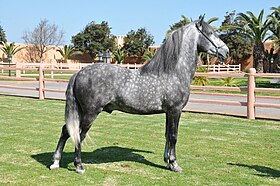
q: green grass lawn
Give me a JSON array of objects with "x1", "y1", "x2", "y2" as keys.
[
  {"x1": 192, "y1": 77, "x2": 280, "y2": 96},
  {"x1": 205, "y1": 77, "x2": 280, "y2": 88},
  {"x1": 0, "y1": 95, "x2": 280, "y2": 185}
]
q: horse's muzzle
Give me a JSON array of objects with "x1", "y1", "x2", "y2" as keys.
[{"x1": 217, "y1": 47, "x2": 229, "y2": 61}]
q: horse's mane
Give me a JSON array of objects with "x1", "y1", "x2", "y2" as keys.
[{"x1": 140, "y1": 23, "x2": 192, "y2": 75}]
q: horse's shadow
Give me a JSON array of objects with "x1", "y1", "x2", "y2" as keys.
[
  {"x1": 31, "y1": 146, "x2": 167, "y2": 171},
  {"x1": 228, "y1": 162, "x2": 280, "y2": 178}
]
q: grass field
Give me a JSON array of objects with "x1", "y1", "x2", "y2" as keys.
[{"x1": 0, "y1": 95, "x2": 279, "y2": 185}]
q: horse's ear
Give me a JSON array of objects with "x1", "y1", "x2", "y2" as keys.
[{"x1": 198, "y1": 14, "x2": 205, "y2": 26}]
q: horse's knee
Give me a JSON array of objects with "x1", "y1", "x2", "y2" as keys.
[{"x1": 169, "y1": 134, "x2": 177, "y2": 144}]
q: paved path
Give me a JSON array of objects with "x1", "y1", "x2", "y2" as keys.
[{"x1": 0, "y1": 81, "x2": 279, "y2": 120}]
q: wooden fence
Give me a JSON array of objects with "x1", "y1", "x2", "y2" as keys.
[
  {"x1": 201, "y1": 64, "x2": 241, "y2": 72},
  {"x1": 0, "y1": 65, "x2": 279, "y2": 120},
  {"x1": 0, "y1": 62, "x2": 240, "y2": 78},
  {"x1": 0, "y1": 62, "x2": 144, "y2": 78}
]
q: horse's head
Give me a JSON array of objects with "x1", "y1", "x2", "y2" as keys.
[{"x1": 195, "y1": 16, "x2": 229, "y2": 61}]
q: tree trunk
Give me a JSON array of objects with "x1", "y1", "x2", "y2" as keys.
[
  {"x1": 253, "y1": 41, "x2": 267, "y2": 73},
  {"x1": 275, "y1": 51, "x2": 280, "y2": 73}
]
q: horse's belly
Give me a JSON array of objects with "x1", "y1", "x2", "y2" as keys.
[
  {"x1": 111, "y1": 90, "x2": 164, "y2": 114},
  {"x1": 114, "y1": 103, "x2": 164, "y2": 115}
]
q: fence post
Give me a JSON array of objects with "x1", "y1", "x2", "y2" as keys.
[
  {"x1": 39, "y1": 64, "x2": 45, "y2": 100},
  {"x1": 51, "y1": 63, "x2": 54, "y2": 79},
  {"x1": 247, "y1": 68, "x2": 256, "y2": 119},
  {"x1": 16, "y1": 62, "x2": 21, "y2": 78}
]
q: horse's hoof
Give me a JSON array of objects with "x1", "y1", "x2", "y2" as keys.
[
  {"x1": 75, "y1": 164, "x2": 85, "y2": 174},
  {"x1": 50, "y1": 164, "x2": 60, "y2": 170},
  {"x1": 167, "y1": 161, "x2": 183, "y2": 173},
  {"x1": 76, "y1": 168, "x2": 85, "y2": 174}
]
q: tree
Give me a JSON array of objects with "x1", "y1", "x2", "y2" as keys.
[
  {"x1": 122, "y1": 28, "x2": 154, "y2": 57},
  {"x1": 236, "y1": 10, "x2": 272, "y2": 72},
  {"x1": 22, "y1": 19, "x2": 64, "y2": 62},
  {"x1": 72, "y1": 21, "x2": 116, "y2": 60},
  {"x1": 56, "y1": 45, "x2": 82, "y2": 63},
  {"x1": 219, "y1": 11, "x2": 253, "y2": 64},
  {"x1": 0, "y1": 25, "x2": 7, "y2": 43}
]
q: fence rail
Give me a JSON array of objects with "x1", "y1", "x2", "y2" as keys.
[{"x1": 0, "y1": 65, "x2": 279, "y2": 120}]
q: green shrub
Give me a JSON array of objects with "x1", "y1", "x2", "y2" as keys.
[
  {"x1": 220, "y1": 77, "x2": 238, "y2": 87},
  {"x1": 193, "y1": 66, "x2": 209, "y2": 86}
]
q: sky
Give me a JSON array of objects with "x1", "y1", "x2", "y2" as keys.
[{"x1": 0, "y1": 0, "x2": 279, "y2": 46}]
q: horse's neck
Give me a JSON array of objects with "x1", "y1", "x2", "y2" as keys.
[{"x1": 174, "y1": 36, "x2": 198, "y2": 83}]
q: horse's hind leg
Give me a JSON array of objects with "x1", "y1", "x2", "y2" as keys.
[
  {"x1": 50, "y1": 124, "x2": 70, "y2": 170},
  {"x1": 74, "y1": 112, "x2": 98, "y2": 174}
]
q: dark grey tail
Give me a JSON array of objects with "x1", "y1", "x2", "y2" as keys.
[{"x1": 65, "y1": 73, "x2": 80, "y2": 147}]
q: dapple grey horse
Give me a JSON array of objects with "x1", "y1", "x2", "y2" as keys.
[{"x1": 50, "y1": 17, "x2": 229, "y2": 174}]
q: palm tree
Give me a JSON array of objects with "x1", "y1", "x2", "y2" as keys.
[
  {"x1": 193, "y1": 66, "x2": 209, "y2": 86},
  {"x1": 56, "y1": 45, "x2": 82, "y2": 63},
  {"x1": 0, "y1": 42, "x2": 25, "y2": 76},
  {"x1": 267, "y1": 6, "x2": 280, "y2": 72},
  {"x1": 268, "y1": 6, "x2": 280, "y2": 47},
  {"x1": 166, "y1": 15, "x2": 191, "y2": 38},
  {"x1": 236, "y1": 10, "x2": 272, "y2": 73},
  {"x1": 113, "y1": 48, "x2": 126, "y2": 64},
  {"x1": 142, "y1": 48, "x2": 157, "y2": 61},
  {"x1": 0, "y1": 42, "x2": 25, "y2": 56},
  {"x1": 166, "y1": 15, "x2": 219, "y2": 38},
  {"x1": 220, "y1": 77, "x2": 238, "y2": 87}
]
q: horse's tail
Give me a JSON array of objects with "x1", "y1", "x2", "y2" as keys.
[{"x1": 65, "y1": 73, "x2": 80, "y2": 147}]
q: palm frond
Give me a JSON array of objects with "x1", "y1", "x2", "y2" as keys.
[
  {"x1": 181, "y1": 15, "x2": 191, "y2": 24},
  {"x1": 257, "y1": 9, "x2": 265, "y2": 25},
  {"x1": 207, "y1": 17, "x2": 219, "y2": 24},
  {"x1": 0, "y1": 42, "x2": 25, "y2": 56}
]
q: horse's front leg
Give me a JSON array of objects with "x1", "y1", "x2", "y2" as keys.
[
  {"x1": 164, "y1": 118, "x2": 170, "y2": 163},
  {"x1": 165, "y1": 110, "x2": 183, "y2": 172}
]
